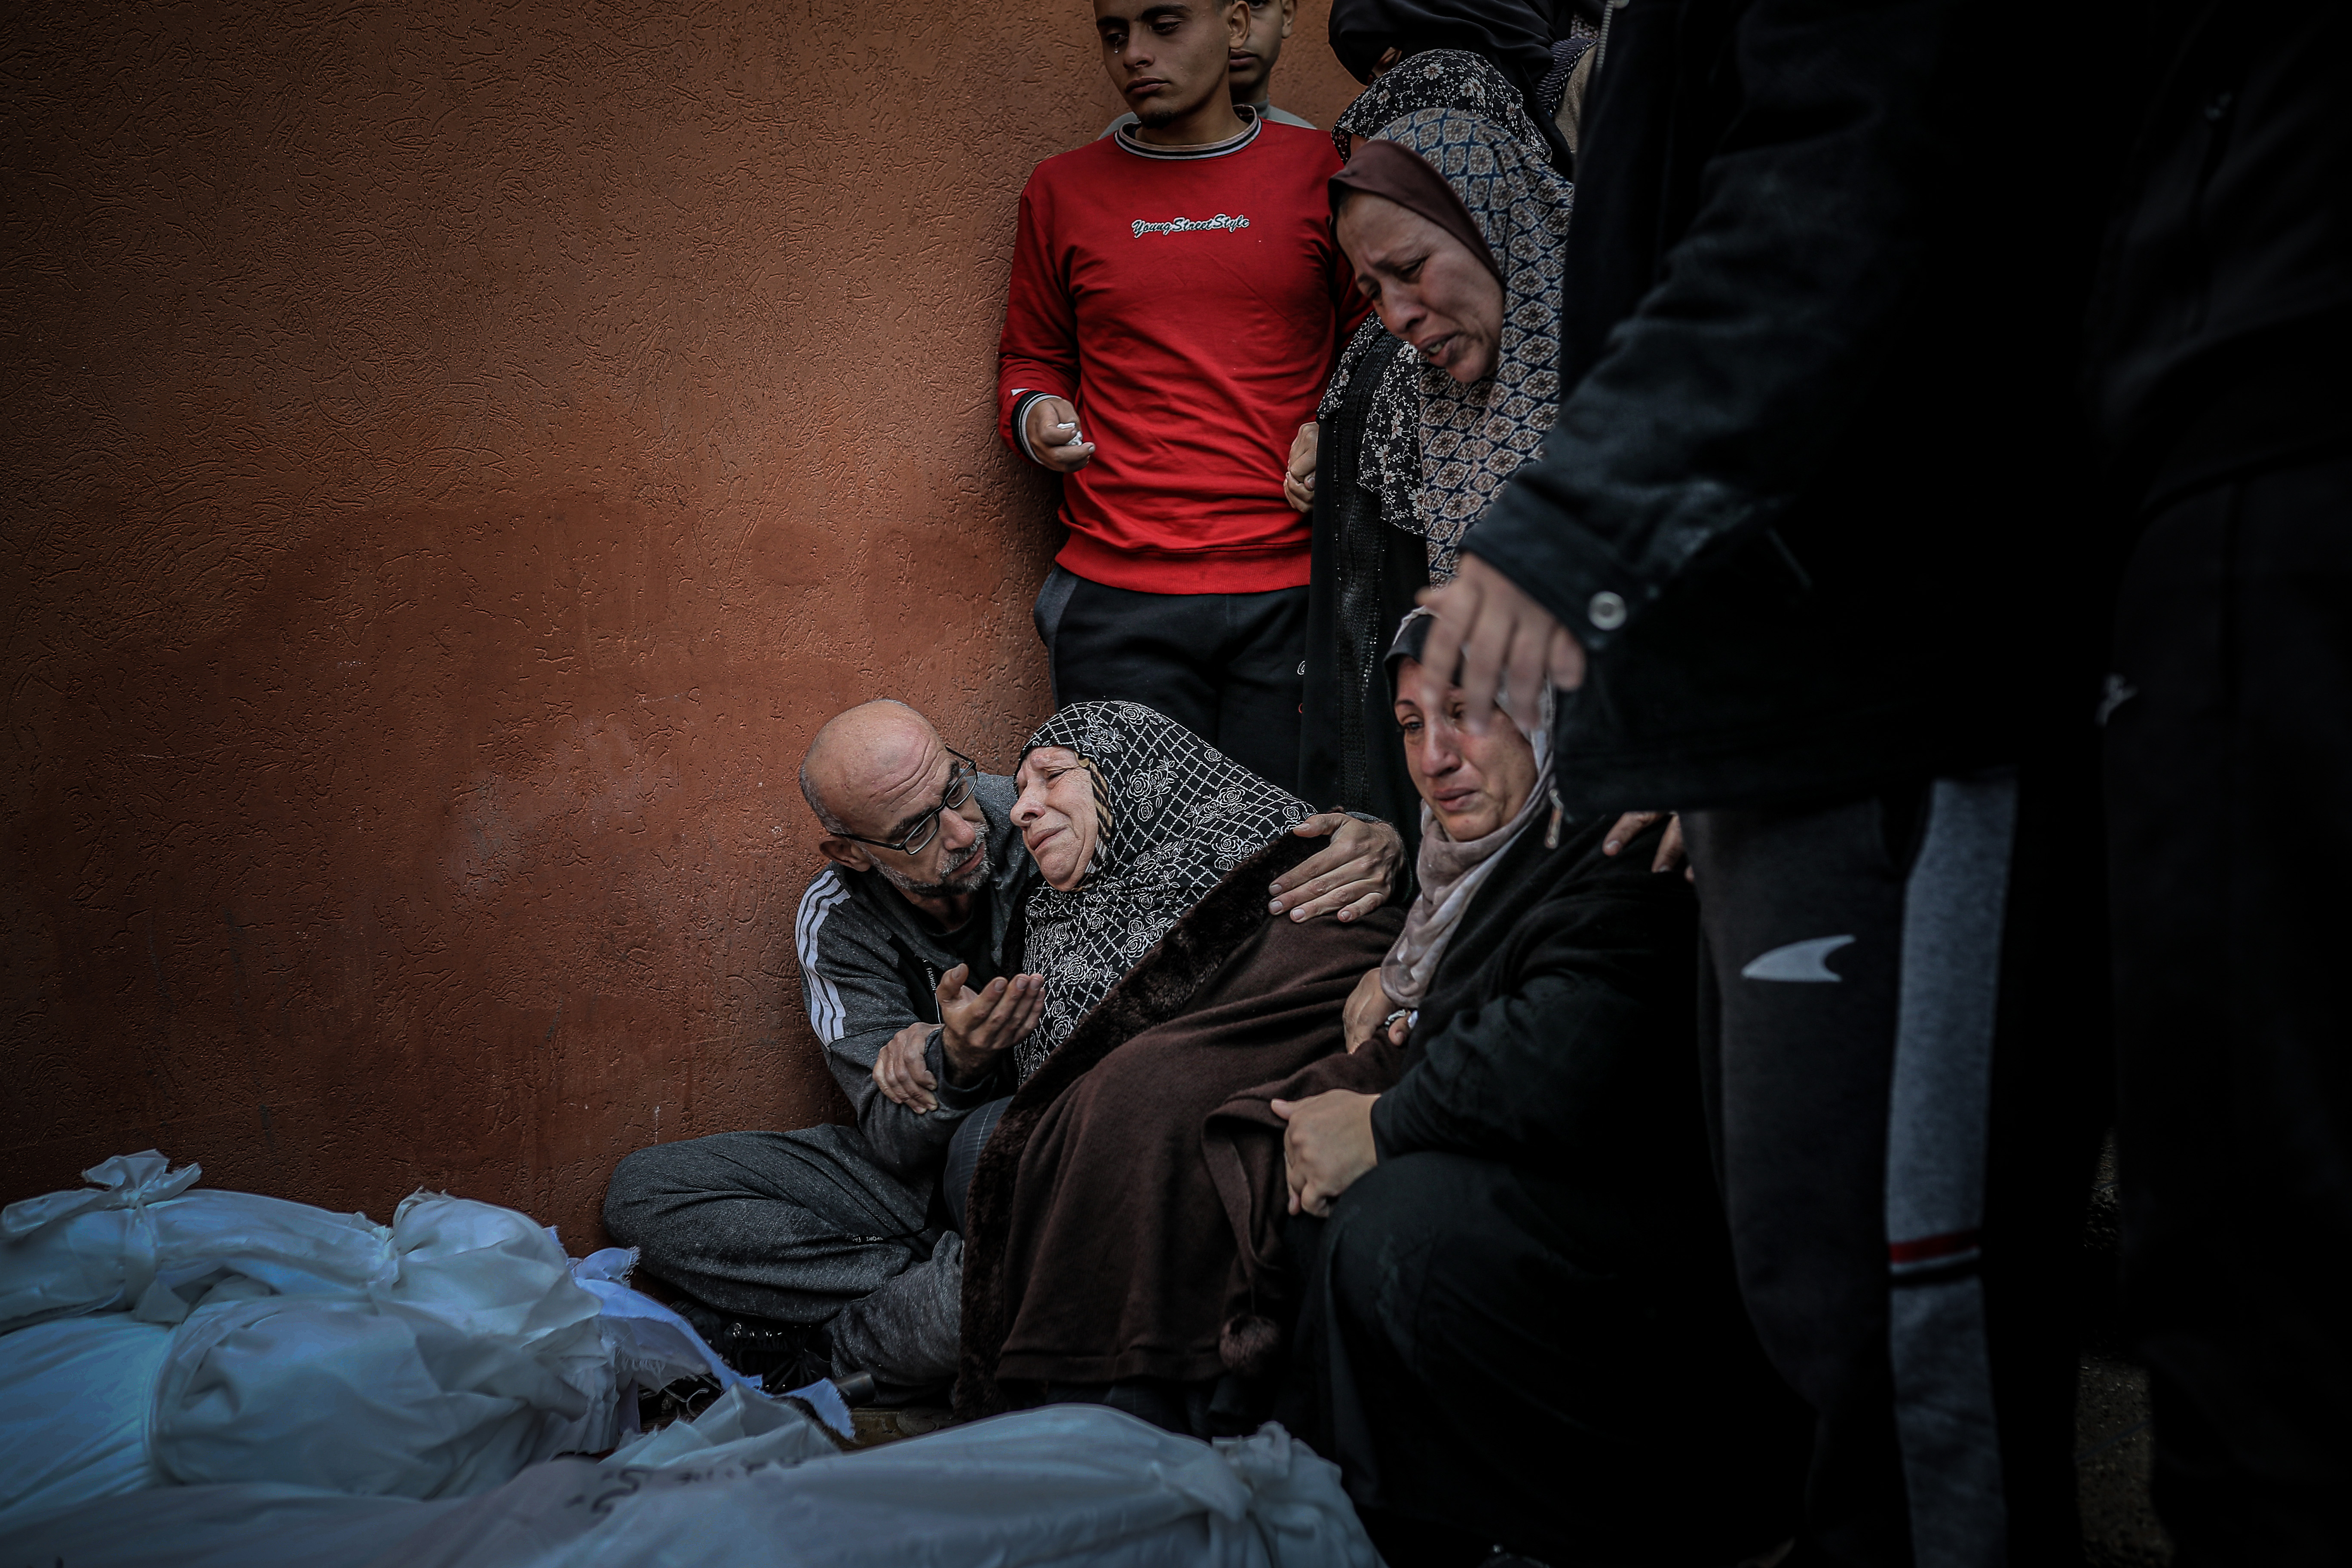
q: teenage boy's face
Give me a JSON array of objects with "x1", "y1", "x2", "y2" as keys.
[
  {"x1": 1094, "y1": 0, "x2": 1249, "y2": 128},
  {"x1": 1226, "y1": 0, "x2": 1296, "y2": 103}
]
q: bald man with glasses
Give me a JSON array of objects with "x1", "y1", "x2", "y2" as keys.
[{"x1": 605, "y1": 699, "x2": 1398, "y2": 1399}]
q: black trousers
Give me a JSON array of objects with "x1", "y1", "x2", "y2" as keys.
[
  {"x1": 1280, "y1": 1152, "x2": 1807, "y2": 1567},
  {"x1": 2107, "y1": 450, "x2": 2352, "y2": 1565},
  {"x1": 1034, "y1": 564, "x2": 1308, "y2": 792},
  {"x1": 1685, "y1": 767, "x2": 2104, "y2": 1567}
]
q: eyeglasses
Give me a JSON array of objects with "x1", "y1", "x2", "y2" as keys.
[{"x1": 834, "y1": 749, "x2": 979, "y2": 858}]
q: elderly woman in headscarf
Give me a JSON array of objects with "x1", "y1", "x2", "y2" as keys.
[
  {"x1": 1270, "y1": 610, "x2": 1806, "y2": 1565},
  {"x1": 956, "y1": 701, "x2": 1407, "y2": 1433},
  {"x1": 1290, "y1": 53, "x2": 1575, "y2": 845}
]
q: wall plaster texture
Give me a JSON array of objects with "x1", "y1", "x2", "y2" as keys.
[{"x1": 1, "y1": 0, "x2": 1370, "y2": 1246}]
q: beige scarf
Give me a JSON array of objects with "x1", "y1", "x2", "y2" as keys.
[{"x1": 1379, "y1": 655, "x2": 1556, "y2": 1008}]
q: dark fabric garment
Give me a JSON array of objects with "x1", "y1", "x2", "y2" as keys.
[
  {"x1": 938, "y1": 904, "x2": 1005, "y2": 992},
  {"x1": 602, "y1": 1124, "x2": 934, "y2": 1326},
  {"x1": 1325, "y1": 0, "x2": 1596, "y2": 172},
  {"x1": 2105, "y1": 452, "x2": 2352, "y2": 1565},
  {"x1": 957, "y1": 834, "x2": 1403, "y2": 1414},
  {"x1": 821, "y1": 1232, "x2": 964, "y2": 1396},
  {"x1": 1035, "y1": 567, "x2": 1309, "y2": 795},
  {"x1": 1285, "y1": 1155, "x2": 1806, "y2": 1566},
  {"x1": 1684, "y1": 765, "x2": 2106, "y2": 1566},
  {"x1": 1298, "y1": 328, "x2": 1424, "y2": 837},
  {"x1": 1329, "y1": 140, "x2": 1501, "y2": 280},
  {"x1": 1367, "y1": 816, "x2": 1708, "y2": 1206},
  {"x1": 940, "y1": 1095, "x2": 1010, "y2": 1238},
  {"x1": 1279, "y1": 814, "x2": 1806, "y2": 1561},
  {"x1": 2083, "y1": 0, "x2": 2352, "y2": 508},
  {"x1": 1462, "y1": 0, "x2": 2119, "y2": 813}
]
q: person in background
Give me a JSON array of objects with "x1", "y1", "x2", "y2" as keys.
[
  {"x1": 1102, "y1": 0, "x2": 1311, "y2": 137},
  {"x1": 1408, "y1": 0, "x2": 2117, "y2": 1560},
  {"x1": 1325, "y1": 0, "x2": 1600, "y2": 176},
  {"x1": 1292, "y1": 54, "x2": 1571, "y2": 845},
  {"x1": 1275, "y1": 610, "x2": 1804, "y2": 1566},
  {"x1": 2087, "y1": 2, "x2": 2352, "y2": 1558},
  {"x1": 999, "y1": 0, "x2": 1363, "y2": 793}
]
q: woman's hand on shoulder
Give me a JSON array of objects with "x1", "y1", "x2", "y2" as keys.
[{"x1": 1273, "y1": 813, "x2": 1403, "y2": 923}]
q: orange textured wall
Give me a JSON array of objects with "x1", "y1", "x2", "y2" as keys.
[{"x1": 0, "y1": 1, "x2": 1369, "y2": 1244}]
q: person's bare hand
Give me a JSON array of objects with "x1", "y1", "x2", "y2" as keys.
[
  {"x1": 872, "y1": 1021, "x2": 938, "y2": 1114},
  {"x1": 1272, "y1": 813, "x2": 1403, "y2": 923},
  {"x1": 1273, "y1": 1091, "x2": 1381, "y2": 1216},
  {"x1": 1023, "y1": 396, "x2": 1095, "y2": 473},
  {"x1": 1415, "y1": 554, "x2": 1587, "y2": 735},
  {"x1": 1283, "y1": 421, "x2": 1319, "y2": 512},
  {"x1": 937, "y1": 963, "x2": 1045, "y2": 1081},
  {"x1": 1342, "y1": 968, "x2": 1393, "y2": 1054},
  {"x1": 1602, "y1": 811, "x2": 1689, "y2": 877}
]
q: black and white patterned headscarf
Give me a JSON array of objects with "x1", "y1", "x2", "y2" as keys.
[
  {"x1": 1321, "y1": 51, "x2": 1574, "y2": 582},
  {"x1": 1014, "y1": 701, "x2": 1309, "y2": 1081}
]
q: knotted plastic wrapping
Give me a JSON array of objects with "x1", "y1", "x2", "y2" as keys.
[
  {"x1": 6, "y1": 1405, "x2": 1380, "y2": 1568},
  {"x1": 0, "y1": 1153, "x2": 751, "y2": 1527}
]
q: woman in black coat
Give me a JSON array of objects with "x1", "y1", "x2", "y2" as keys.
[{"x1": 1275, "y1": 613, "x2": 1805, "y2": 1567}]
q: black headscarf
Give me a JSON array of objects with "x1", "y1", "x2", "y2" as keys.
[{"x1": 1327, "y1": 0, "x2": 1601, "y2": 173}]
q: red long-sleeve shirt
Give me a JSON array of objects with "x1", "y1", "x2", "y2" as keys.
[{"x1": 997, "y1": 116, "x2": 1364, "y2": 595}]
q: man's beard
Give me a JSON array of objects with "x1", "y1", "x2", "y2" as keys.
[
  {"x1": 878, "y1": 826, "x2": 991, "y2": 900},
  {"x1": 1137, "y1": 103, "x2": 1182, "y2": 129}
]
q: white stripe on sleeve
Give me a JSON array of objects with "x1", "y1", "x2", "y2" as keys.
[{"x1": 794, "y1": 869, "x2": 854, "y2": 1044}]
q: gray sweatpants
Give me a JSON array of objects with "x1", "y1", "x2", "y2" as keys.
[{"x1": 604, "y1": 1111, "x2": 1005, "y2": 1391}]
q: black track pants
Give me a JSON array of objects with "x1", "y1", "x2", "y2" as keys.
[
  {"x1": 2107, "y1": 450, "x2": 2352, "y2": 1566},
  {"x1": 1034, "y1": 565, "x2": 1307, "y2": 792},
  {"x1": 1686, "y1": 769, "x2": 2104, "y2": 1568}
]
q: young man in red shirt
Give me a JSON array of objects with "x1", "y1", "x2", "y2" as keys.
[{"x1": 998, "y1": 0, "x2": 1361, "y2": 790}]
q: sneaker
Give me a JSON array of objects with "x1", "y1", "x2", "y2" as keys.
[{"x1": 671, "y1": 1299, "x2": 824, "y2": 1387}]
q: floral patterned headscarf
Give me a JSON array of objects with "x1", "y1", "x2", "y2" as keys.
[
  {"x1": 1321, "y1": 50, "x2": 1574, "y2": 581},
  {"x1": 1013, "y1": 702, "x2": 1308, "y2": 1080}
]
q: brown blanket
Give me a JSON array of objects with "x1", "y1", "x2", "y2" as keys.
[{"x1": 956, "y1": 836, "x2": 1403, "y2": 1417}]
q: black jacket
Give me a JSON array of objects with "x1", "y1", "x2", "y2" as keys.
[
  {"x1": 1372, "y1": 813, "x2": 1712, "y2": 1260},
  {"x1": 1297, "y1": 330, "x2": 1426, "y2": 851},
  {"x1": 1464, "y1": 0, "x2": 2116, "y2": 812},
  {"x1": 2084, "y1": 0, "x2": 2352, "y2": 512}
]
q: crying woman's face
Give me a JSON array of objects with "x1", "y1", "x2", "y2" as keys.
[{"x1": 1011, "y1": 746, "x2": 1102, "y2": 891}]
